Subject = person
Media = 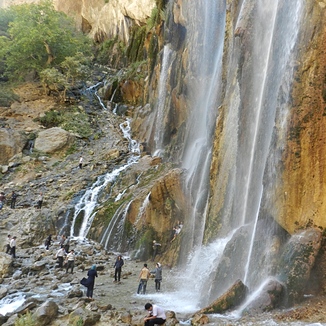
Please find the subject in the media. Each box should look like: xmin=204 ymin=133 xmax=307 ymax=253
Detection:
xmin=114 ymin=255 xmax=124 ymax=283
xmin=137 ymin=263 xmax=151 ymax=294
xmin=10 ymin=236 xmax=17 ymax=258
xmin=59 ymin=234 xmax=66 ymax=247
xmin=152 ymin=240 xmax=161 ymax=261
xmin=144 ymin=302 xmax=166 ymax=326
xmin=10 ymin=191 xmax=17 ymax=209
xmin=66 ymin=249 xmax=75 ymax=274
xmin=151 ymin=262 xmax=163 ymax=292
xmin=55 ymin=245 xmax=66 ymax=268
xmin=0 ymin=192 xmax=6 ymax=210
xmin=83 ymin=265 xmax=98 ymax=299
xmin=63 ymin=236 xmax=70 ymax=253
xmin=79 ymin=156 xmax=83 ymax=169
xmin=37 ymin=193 xmax=43 ymax=209
xmin=5 ymin=234 xmax=11 ymax=254
xmin=44 ymin=235 xmax=52 ymax=250
xmin=28 ymin=140 xmax=34 ymax=154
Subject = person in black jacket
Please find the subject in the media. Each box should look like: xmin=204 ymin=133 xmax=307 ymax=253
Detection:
xmin=83 ymin=265 xmax=98 ymax=299
xmin=114 ymin=255 xmax=124 ymax=283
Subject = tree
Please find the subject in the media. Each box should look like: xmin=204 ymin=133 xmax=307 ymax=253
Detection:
xmin=0 ymin=0 xmax=91 ymax=79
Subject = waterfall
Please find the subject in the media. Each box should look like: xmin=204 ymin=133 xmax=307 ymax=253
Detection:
xmin=69 ymin=120 xmax=140 ymax=239
xmin=151 ymin=0 xmax=305 ymax=313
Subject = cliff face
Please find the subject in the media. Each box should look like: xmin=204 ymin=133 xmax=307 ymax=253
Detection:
xmin=0 ymin=0 xmax=155 ymax=42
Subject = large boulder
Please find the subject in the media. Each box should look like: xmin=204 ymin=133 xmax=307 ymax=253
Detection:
xmin=0 ymin=129 xmax=24 ymax=165
xmin=0 ymin=253 xmax=12 ymax=277
xmin=277 ymin=228 xmax=323 ymax=305
xmin=197 ymin=279 xmax=248 ymax=314
xmin=32 ymin=300 xmax=58 ymax=326
xmin=34 ymin=127 xmax=74 ymax=154
xmin=244 ymin=279 xmax=285 ymax=313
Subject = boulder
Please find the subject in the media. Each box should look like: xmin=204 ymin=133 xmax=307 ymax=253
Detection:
xmin=69 ymin=307 xmax=101 ymax=326
xmin=32 ymin=300 xmax=58 ymax=326
xmin=191 ymin=314 xmax=209 ymax=325
xmin=0 ymin=253 xmax=12 ymax=278
xmin=34 ymin=127 xmax=74 ymax=154
xmin=244 ymin=279 xmax=284 ymax=313
xmin=277 ymin=228 xmax=323 ymax=305
xmin=197 ymin=280 xmax=248 ymax=314
xmin=0 ymin=129 xmax=24 ymax=165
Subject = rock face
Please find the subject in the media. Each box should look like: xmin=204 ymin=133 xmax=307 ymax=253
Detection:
xmin=197 ymin=280 xmax=248 ymax=314
xmin=0 ymin=129 xmax=23 ymax=165
xmin=34 ymin=127 xmax=74 ymax=154
xmin=277 ymin=228 xmax=323 ymax=305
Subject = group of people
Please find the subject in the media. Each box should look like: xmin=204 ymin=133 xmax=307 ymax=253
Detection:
xmin=5 ymin=234 xmax=17 ymax=258
xmin=0 ymin=190 xmax=43 ymax=209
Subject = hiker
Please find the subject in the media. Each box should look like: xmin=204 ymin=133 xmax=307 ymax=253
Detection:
xmin=0 ymin=192 xmax=6 ymax=210
xmin=137 ymin=263 xmax=151 ymax=294
xmin=65 ymin=249 xmax=75 ymax=274
xmin=10 ymin=236 xmax=17 ymax=258
xmin=151 ymin=262 xmax=163 ymax=292
xmin=81 ymin=265 xmax=98 ymax=299
xmin=5 ymin=234 xmax=11 ymax=254
xmin=79 ymin=156 xmax=83 ymax=169
xmin=37 ymin=193 xmax=43 ymax=209
xmin=152 ymin=240 xmax=161 ymax=261
xmin=55 ymin=246 xmax=66 ymax=268
xmin=114 ymin=255 xmax=124 ymax=283
xmin=44 ymin=235 xmax=52 ymax=250
xmin=10 ymin=191 xmax=18 ymax=209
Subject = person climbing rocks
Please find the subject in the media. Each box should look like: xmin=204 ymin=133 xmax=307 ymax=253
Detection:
xmin=66 ymin=249 xmax=75 ymax=274
xmin=0 ymin=192 xmax=6 ymax=210
xmin=137 ymin=263 xmax=151 ymax=294
xmin=10 ymin=191 xmax=18 ymax=209
xmin=151 ymin=262 xmax=163 ymax=292
xmin=152 ymin=240 xmax=161 ymax=261
xmin=10 ymin=236 xmax=17 ymax=258
xmin=79 ymin=156 xmax=83 ymax=169
xmin=114 ymin=255 xmax=124 ymax=283
xmin=55 ymin=245 xmax=66 ymax=268
xmin=44 ymin=235 xmax=52 ymax=250
xmin=5 ymin=234 xmax=11 ymax=254
xmin=37 ymin=193 xmax=43 ymax=209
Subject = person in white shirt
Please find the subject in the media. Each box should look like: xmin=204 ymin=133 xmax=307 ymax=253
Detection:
xmin=144 ymin=303 xmax=166 ymax=326
xmin=66 ymin=249 xmax=75 ymax=274
xmin=10 ymin=236 xmax=17 ymax=258
xmin=56 ymin=246 xmax=66 ymax=268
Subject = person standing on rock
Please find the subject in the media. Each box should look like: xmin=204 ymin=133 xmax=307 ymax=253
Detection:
xmin=0 ymin=192 xmax=6 ymax=210
xmin=10 ymin=236 xmax=17 ymax=258
xmin=5 ymin=234 xmax=11 ymax=254
xmin=144 ymin=302 xmax=166 ymax=326
xmin=137 ymin=263 xmax=151 ymax=294
xmin=114 ymin=255 xmax=124 ymax=283
xmin=10 ymin=191 xmax=18 ymax=209
xmin=66 ymin=249 xmax=75 ymax=274
xmin=36 ymin=193 xmax=43 ymax=209
xmin=84 ymin=265 xmax=98 ymax=299
xmin=151 ymin=262 xmax=163 ymax=292
xmin=79 ymin=156 xmax=83 ymax=169
xmin=44 ymin=235 xmax=52 ymax=250
xmin=63 ymin=236 xmax=70 ymax=253
xmin=152 ymin=240 xmax=161 ymax=261
xmin=55 ymin=245 xmax=66 ymax=268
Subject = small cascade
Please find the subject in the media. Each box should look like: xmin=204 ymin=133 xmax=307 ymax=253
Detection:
xmin=134 ymin=192 xmax=151 ymax=226
xmin=100 ymin=200 xmax=132 ymax=251
xmin=153 ymin=45 xmax=173 ymax=156
xmin=69 ymin=118 xmax=140 ymax=239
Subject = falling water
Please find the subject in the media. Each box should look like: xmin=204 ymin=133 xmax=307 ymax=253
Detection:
xmin=149 ymin=0 xmax=305 ymax=316
xmin=70 ymin=120 xmax=140 ymax=238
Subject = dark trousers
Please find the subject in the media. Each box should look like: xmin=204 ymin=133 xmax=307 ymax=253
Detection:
xmin=57 ymin=256 xmax=64 ymax=268
xmin=155 ymin=279 xmax=162 ymax=291
xmin=10 ymin=200 xmax=16 ymax=209
xmin=37 ymin=200 xmax=42 ymax=209
xmin=11 ymin=246 xmax=16 ymax=258
xmin=115 ymin=267 xmax=121 ymax=281
xmin=6 ymin=244 xmax=10 ymax=254
xmin=86 ymin=283 xmax=94 ymax=298
xmin=137 ymin=279 xmax=147 ymax=294
xmin=66 ymin=260 xmax=74 ymax=273
xmin=144 ymin=318 xmax=165 ymax=326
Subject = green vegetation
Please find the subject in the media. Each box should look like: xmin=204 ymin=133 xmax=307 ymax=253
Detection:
xmin=0 ymin=83 xmax=19 ymax=106
xmin=0 ymin=0 xmax=91 ymax=80
xmin=38 ymin=110 xmax=63 ymax=128
xmin=14 ymin=312 xmax=36 ymax=326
